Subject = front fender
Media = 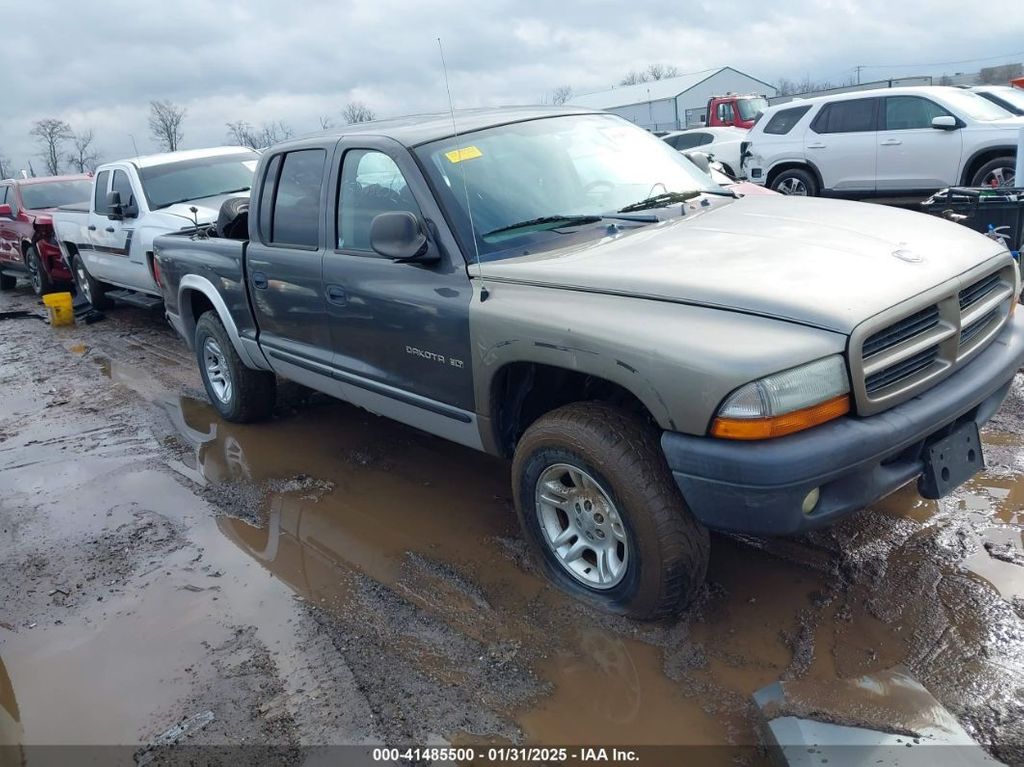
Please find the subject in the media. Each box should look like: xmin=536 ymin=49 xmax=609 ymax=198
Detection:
xmin=470 ymin=281 xmax=846 ymax=437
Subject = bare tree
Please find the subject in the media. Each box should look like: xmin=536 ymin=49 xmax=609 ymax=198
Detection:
xmin=149 ymin=100 xmax=186 ymax=152
xmin=0 ymin=152 xmax=10 ymax=179
xmin=620 ymin=64 xmax=681 ymax=86
xmin=68 ymin=128 xmax=100 ymax=172
xmin=318 ymin=115 xmax=335 ymax=130
xmin=646 ymin=64 xmax=680 ymax=81
xmin=226 ymin=120 xmax=294 ymax=149
xmin=342 ymin=102 xmax=376 ymax=124
xmin=776 ymin=74 xmax=857 ymax=96
xmin=30 ymin=118 xmax=73 ymax=175
xmin=550 ymin=85 xmax=574 ymax=105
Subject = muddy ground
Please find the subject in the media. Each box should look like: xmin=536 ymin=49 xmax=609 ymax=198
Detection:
xmin=1 ymin=283 xmax=1023 ymax=765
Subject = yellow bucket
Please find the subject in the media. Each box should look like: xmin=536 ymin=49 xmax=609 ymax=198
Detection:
xmin=42 ymin=292 xmax=75 ymax=327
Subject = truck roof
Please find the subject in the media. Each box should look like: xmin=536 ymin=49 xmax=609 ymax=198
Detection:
xmin=288 ymin=106 xmax=599 ymax=149
xmin=107 ymin=145 xmax=257 ymax=170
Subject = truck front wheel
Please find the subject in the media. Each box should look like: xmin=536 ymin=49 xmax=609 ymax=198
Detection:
xmin=194 ymin=312 xmax=276 ymax=423
xmin=72 ymin=254 xmax=111 ymax=309
xmin=512 ymin=402 xmax=710 ymax=620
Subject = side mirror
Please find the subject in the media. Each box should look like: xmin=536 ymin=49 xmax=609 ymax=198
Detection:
xmin=105 ymin=190 xmax=124 ymax=219
xmin=369 ymin=211 xmax=438 ymax=263
xmin=931 ymin=115 xmax=958 ymax=130
xmin=684 ymin=151 xmax=712 ymax=174
xmin=0 ymin=203 xmax=12 ymax=218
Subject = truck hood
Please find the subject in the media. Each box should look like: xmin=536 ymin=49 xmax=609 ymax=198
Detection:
xmin=477 ymin=196 xmax=1009 ymax=333
xmin=156 ymin=192 xmax=250 ymax=226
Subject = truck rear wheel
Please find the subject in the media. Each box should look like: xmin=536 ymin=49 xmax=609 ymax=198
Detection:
xmin=72 ymin=254 xmax=111 ymax=309
xmin=26 ymin=246 xmax=54 ymax=296
xmin=194 ymin=312 xmax=276 ymax=423
xmin=512 ymin=402 xmax=710 ymax=620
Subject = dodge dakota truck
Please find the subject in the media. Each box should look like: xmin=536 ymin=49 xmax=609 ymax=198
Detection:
xmin=154 ymin=107 xmax=1024 ymax=619
xmin=51 ymin=146 xmax=257 ymax=309
xmin=0 ymin=174 xmax=92 ymax=295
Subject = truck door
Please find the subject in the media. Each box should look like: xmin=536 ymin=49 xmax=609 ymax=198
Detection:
xmin=0 ymin=185 xmax=17 ymax=267
xmin=321 ymin=139 xmax=477 ymax=443
xmin=875 ymin=95 xmax=963 ymax=192
xmin=88 ymin=168 xmax=150 ymax=290
xmin=245 ymin=147 xmax=333 ymax=372
xmin=83 ymin=170 xmax=117 ymax=282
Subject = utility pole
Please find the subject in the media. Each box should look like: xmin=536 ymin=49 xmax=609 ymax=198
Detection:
xmin=855 ymin=65 xmax=864 ymax=85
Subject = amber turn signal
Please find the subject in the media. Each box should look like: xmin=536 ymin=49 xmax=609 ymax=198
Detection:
xmin=711 ymin=394 xmax=851 ymax=440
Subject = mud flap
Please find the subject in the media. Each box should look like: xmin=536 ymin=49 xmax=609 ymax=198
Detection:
xmin=918 ymin=421 xmax=984 ymax=500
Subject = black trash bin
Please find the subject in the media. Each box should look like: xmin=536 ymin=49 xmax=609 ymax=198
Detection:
xmin=921 ymin=187 xmax=1024 ymax=254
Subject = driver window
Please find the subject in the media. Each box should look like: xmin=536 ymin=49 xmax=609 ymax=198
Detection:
xmin=111 ymin=170 xmax=135 ymax=208
xmin=337 ymin=150 xmax=420 ymax=252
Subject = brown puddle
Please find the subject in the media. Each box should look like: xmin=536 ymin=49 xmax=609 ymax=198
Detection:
xmin=161 ymin=392 xmax=1023 ymax=751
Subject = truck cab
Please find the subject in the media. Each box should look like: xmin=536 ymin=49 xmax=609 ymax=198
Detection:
xmin=705 ymin=94 xmax=769 ymax=129
xmin=52 ymin=147 xmax=257 ymax=308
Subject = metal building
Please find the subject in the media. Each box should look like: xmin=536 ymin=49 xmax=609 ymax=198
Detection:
xmin=570 ymin=66 xmax=778 ymax=131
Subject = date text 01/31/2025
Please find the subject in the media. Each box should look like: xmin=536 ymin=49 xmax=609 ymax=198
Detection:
xmin=372 ymin=747 xmax=640 ymax=762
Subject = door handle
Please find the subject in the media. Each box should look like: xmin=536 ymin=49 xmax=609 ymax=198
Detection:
xmin=87 ymin=225 xmax=97 ymax=231
xmin=325 ymin=284 xmax=347 ymax=305
xmin=880 ymin=139 xmax=902 ymax=146
xmin=806 ymin=143 xmax=826 ymax=149
xmin=105 ymin=227 xmax=115 ymax=233
xmin=251 ymin=271 xmax=268 ymax=290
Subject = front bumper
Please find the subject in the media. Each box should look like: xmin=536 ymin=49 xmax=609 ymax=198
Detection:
xmin=662 ymin=312 xmax=1024 ymax=536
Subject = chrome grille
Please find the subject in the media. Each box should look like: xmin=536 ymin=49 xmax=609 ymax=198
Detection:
xmin=850 ymin=261 xmax=1017 ymax=416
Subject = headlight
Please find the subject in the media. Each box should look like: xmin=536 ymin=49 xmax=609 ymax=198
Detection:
xmin=711 ymin=355 xmax=851 ymax=440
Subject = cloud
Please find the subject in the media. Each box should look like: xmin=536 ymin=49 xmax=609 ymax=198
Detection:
xmin=2 ymin=0 xmax=1022 ymax=171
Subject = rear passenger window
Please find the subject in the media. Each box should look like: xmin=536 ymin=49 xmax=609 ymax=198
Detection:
xmin=669 ymin=133 xmax=707 ymax=151
xmin=270 ymin=149 xmax=326 ymax=248
xmin=812 ymin=99 xmax=877 ymax=133
xmin=337 ymin=150 xmax=420 ymax=252
xmin=93 ymin=170 xmax=110 ymax=211
xmin=763 ymin=106 xmax=812 ymax=135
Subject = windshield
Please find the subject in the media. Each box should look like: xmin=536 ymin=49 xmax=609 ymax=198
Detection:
xmin=737 ymin=97 xmax=769 ymax=121
xmin=140 ymin=153 xmax=258 ymax=209
xmin=20 ymin=179 xmax=92 ymax=210
xmin=940 ymin=90 xmax=1016 ymax=121
xmin=415 ymin=114 xmax=718 ymax=259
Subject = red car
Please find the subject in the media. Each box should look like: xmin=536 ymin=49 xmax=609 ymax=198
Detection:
xmin=0 ymin=175 xmax=93 ymax=295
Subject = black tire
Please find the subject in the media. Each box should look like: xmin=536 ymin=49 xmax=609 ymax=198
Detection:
xmin=769 ymin=167 xmax=818 ymax=196
xmin=970 ymin=156 xmax=1016 ymax=188
xmin=0 ymin=273 xmax=16 ymax=290
xmin=26 ymin=246 xmax=54 ymax=296
xmin=512 ymin=402 xmax=710 ymax=620
xmin=194 ymin=311 xmax=276 ymax=423
xmin=72 ymin=253 xmax=111 ymax=309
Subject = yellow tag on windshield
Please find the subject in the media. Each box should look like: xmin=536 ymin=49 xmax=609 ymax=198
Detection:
xmin=445 ymin=146 xmax=482 ymax=163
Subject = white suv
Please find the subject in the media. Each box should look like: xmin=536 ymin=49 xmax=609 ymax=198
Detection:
xmin=743 ymin=86 xmax=1023 ymax=196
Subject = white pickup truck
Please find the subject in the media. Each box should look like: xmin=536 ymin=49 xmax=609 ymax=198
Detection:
xmin=52 ymin=146 xmax=258 ymax=308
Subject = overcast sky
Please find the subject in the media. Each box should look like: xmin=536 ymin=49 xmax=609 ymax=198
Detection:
xmin=2 ymin=0 xmax=1022 ymax=173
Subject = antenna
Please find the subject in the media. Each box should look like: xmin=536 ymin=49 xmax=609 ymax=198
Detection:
xmin=129 ymin=133 xmax=140 ymax=162
xmin=437 ymin=37 xmax=483 ymax=277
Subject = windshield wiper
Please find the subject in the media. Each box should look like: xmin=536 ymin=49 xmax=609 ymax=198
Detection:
xmin=154 ymin=187 xmax=252 ymax=210
xmin=482 ymin=213 xmax=659 ymax=239
xmin=482 ymin=215 xmax=602 ymax=238
xmin=618 ymin=188 xmax=736 ymax=213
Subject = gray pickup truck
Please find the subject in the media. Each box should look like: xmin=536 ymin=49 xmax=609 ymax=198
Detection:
xmin=154 ymin=107 xmax=1024 ymax=619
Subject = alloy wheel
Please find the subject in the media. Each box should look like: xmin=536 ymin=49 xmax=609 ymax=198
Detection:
xmin=535 ymin=463 xmax=630 ymax=589
xmin=203 ymin=337 xmax=233 ymax=404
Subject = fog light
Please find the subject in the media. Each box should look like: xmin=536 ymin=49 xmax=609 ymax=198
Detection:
xmin=802 ymin=487 xmax=820 ymax=515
